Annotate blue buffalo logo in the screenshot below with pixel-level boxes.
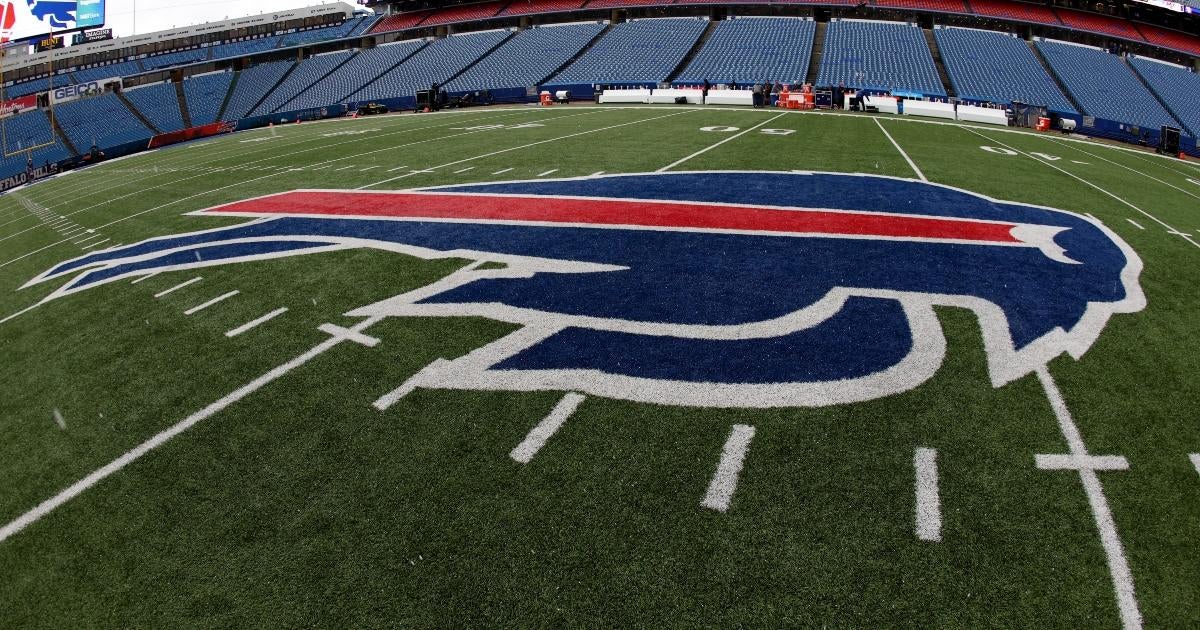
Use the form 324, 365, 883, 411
23, 172, 1144, 408
27, 0, 76, 29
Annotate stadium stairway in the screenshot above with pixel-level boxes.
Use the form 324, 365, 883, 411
216, 72, 240, 122
923, 28, 956, 98
1028, 40, 1084, 114
539, 23, 612, 84
115, 90, 163, 135
439, 30, 518, 87
49, 114, 79, 156
805, 20, 827, 86
311, 41, 430, 107
1124, 56, 1192, 136
175, 81, 193, 128
244, 63, 298, 118
666, 20, 720, 83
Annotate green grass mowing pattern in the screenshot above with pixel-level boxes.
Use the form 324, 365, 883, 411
0, 106, 1197, 626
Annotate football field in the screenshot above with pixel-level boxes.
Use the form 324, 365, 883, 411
0, 104, 1198, 627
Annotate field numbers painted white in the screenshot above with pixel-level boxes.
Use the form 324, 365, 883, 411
760, 128, 795, 135
1030, 152, 1061, 161
700, 126, 740, 133
980, 146, 1018, 155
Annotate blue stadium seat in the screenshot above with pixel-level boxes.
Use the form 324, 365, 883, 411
209, 37, 282, 63
222, 60, 295, 120
935, 27, 1075, 113
1036, 39, 1179, 131
351, 30, 511, 103
3, 76, 65, 99
283, 40, 426, 111
675, 17, 815, 85
1128, 55, 1199, 137
123, 82, 187, 133
141, 48, 209, 72
251, 50, 354, 116
0, 109, 70, 182
183, 72, 234, 126
278, 20, 358, 49
54, 93, 154, 151
73, 61, 143, 83
549, 18, 708, 84
444, 22, 605, 92
817, 20, 946, 96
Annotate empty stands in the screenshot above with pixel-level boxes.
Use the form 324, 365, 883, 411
549, 18, 708, 84
369, 11, 433, 34
351, 30, 511, 102
1055, 9, 1144, 42
969, 0, 1059, 25
123, 83, 187, 133
54, 93, 153, 151
1128, 56, 1200, 137
675, 17, 815, 85
183, 72, 234, 126
0, 110, 70, 181
935, 27, 1075, 112
4, 77, 59, 99
209, 38, 282, 62
1036, 39, 1179, 130
422, 1, 506, 27
222, 60, 295, 120
284, 40, 425, 111
817, 20, 946, 96
251, 51, 353, 116
278, 19, 363, 48
445, 22, 606, 92
873, 0, 967, 12
141, 48, 208, 72
1134, 23, 1200, 57
74, 61, 143, 83
499, 0, 586, 16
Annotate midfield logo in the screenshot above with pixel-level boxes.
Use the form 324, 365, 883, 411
24, 172, 1145, 408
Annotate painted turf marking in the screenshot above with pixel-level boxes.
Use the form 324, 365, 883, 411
701, 424, 756, 512
914, 447, 941, 542
964, 128, 1198, 252
387, 165, 408, 172
154, 276, 202, 298
359, 109, 685, 189
316, 323, 380, 347
1036, 368, 1141, 630
1048, 138, 1200, 202
82, 239, 110, 250
183, 290, 239, 315
875, 118, 927, 182
130, 271, 161, 284
537, 169, 558, 177
1126, 219, 1144, 230
454, 167, 475, 173
0, 314, 385, 545
509, 392, 586, 464
658, 112, 786, 172
1191, 454, 1200, 477
492, 168, 513, 175
225, 307, 288, 337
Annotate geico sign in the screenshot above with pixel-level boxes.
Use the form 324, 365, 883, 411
50, 79, 113, 104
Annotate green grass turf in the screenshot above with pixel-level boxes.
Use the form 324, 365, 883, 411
0, 105, 1197, 627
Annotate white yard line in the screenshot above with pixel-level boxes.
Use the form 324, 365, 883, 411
154, 276, 202, 298
0, 314, 384, 545
225, 307, 288, 337
700, 424, 756, 512
183, 290, 239, 315
360, 109, 688, 189
658, 112, 785, 172
1047, 138, 1200, 202
963, 127, 1199, 251
914, 447, 941, 542
82, 239, 110, 250
509, 392, 586, 464
130, 271, 161, 284
1036, 368, 1141, 630
875, 118, 927, 181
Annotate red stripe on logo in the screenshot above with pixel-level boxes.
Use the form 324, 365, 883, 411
206, 191, 1021, 244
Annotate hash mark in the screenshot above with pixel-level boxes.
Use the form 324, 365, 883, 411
701, 424, 755, 512
1126, 219, 1145, 230
225, 307, 288, 337
915, 447, 941, 542
154, 276, 202, 298
184, 290, 240, 315
537, 169, 558, 177
510, 393, 585, 464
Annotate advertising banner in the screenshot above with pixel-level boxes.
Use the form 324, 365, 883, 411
0, 0, 106, 44
0, 93, 37, 118
49, 77, 113, 104
146, 120, 236, 150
